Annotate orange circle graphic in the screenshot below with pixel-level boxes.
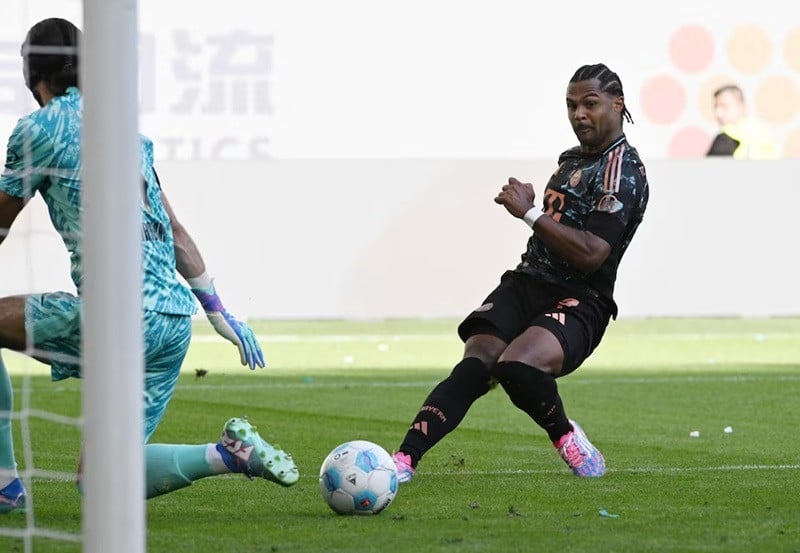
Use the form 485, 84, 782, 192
784, 27, 800, 72
669, 25, 715, 74
641, 75, 687, 124
727, 25, 773, 74
755, 76, 800, 124
669, 126, 713, 158
784, 126, 800, 157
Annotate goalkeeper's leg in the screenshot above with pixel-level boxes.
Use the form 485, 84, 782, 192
139, 313, 297, 498
0, 296, 28, 513
0, 352, 24, 513
145, 417, 298, 499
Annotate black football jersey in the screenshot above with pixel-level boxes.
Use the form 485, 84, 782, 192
516, 135, 649, 314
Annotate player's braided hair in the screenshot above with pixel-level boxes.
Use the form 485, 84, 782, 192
570, 63, 634, 124
21, 18, 81, 96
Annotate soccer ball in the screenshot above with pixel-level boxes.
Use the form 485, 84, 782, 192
319, 440, 399, 515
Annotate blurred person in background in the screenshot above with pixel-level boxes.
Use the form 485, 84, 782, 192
706, 84, 779, 159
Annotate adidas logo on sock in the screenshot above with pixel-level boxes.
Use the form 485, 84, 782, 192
410, 421, 428, 435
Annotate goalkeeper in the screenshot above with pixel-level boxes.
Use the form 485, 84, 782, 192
0, 18, 297, 514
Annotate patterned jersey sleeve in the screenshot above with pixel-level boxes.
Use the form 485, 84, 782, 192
0, 116, 55, 199
584, 151, 647, 248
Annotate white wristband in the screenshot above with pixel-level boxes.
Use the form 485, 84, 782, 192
187, 271, 213, 290
522, 207, 543, 228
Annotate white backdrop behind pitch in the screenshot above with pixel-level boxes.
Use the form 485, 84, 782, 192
2, 158, 798, 319
1, 0, 798, 161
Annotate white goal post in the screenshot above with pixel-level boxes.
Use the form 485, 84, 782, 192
81, 1, 145, 552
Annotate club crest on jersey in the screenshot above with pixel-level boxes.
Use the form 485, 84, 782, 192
568, 169, 582, 187
597, 194, 623, 213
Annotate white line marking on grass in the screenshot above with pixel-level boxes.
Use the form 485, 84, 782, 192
417, 464, 800, 477
624, 464, 800, 474
191, 332, 800, 344
258, 463, 800, 480
636, 333, 800, 341
28, 463, 800, 484
282, 463, 800, 480
192, 334, 456, 344
177, 373, 800, 391
179, 380, 438, 391
573, 374, 800, 385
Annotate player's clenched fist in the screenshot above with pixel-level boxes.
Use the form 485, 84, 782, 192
494, 177, 536, 219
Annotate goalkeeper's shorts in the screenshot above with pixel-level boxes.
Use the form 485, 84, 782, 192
25, 291, 191, 441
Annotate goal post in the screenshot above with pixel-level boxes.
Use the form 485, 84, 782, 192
81, 0, 145, 552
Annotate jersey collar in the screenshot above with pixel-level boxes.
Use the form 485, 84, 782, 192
601, 134, 627, 155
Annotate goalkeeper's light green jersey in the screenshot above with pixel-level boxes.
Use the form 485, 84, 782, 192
0, 87, 196, 316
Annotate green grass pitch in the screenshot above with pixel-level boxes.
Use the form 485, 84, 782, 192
1, 317, 799, 552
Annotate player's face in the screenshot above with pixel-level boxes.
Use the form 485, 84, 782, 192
714, 90, 745, 126
566, 79, 624, 154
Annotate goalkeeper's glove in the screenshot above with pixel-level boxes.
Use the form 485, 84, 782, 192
188, 272, 265, 369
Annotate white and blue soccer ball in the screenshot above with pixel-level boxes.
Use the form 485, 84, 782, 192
319, 440, 399, 515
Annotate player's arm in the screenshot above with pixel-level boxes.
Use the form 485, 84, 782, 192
526, 215, 610, 273
0, 192, 24, 247
495, 177, 611, 273
159, 188, 206, 278
0, 118, 51, 247
159, 186, 266, 369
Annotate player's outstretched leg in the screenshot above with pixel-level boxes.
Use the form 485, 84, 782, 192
142, 416, 299, 499
217, 417, 299, 487
553, 419, 606, 477
392, 357, 493, 484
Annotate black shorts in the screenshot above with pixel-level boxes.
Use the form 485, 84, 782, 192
457, 270, 612, 375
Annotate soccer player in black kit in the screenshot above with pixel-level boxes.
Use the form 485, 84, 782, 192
392, 63, 649, 482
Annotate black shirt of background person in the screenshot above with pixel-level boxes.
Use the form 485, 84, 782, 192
707, 133, 740, 156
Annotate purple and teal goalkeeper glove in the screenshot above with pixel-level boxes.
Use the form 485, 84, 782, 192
189, 276, 265, 369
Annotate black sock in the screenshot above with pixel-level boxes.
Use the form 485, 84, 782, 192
399, 357, 492, 467
493, 360, 572, 442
